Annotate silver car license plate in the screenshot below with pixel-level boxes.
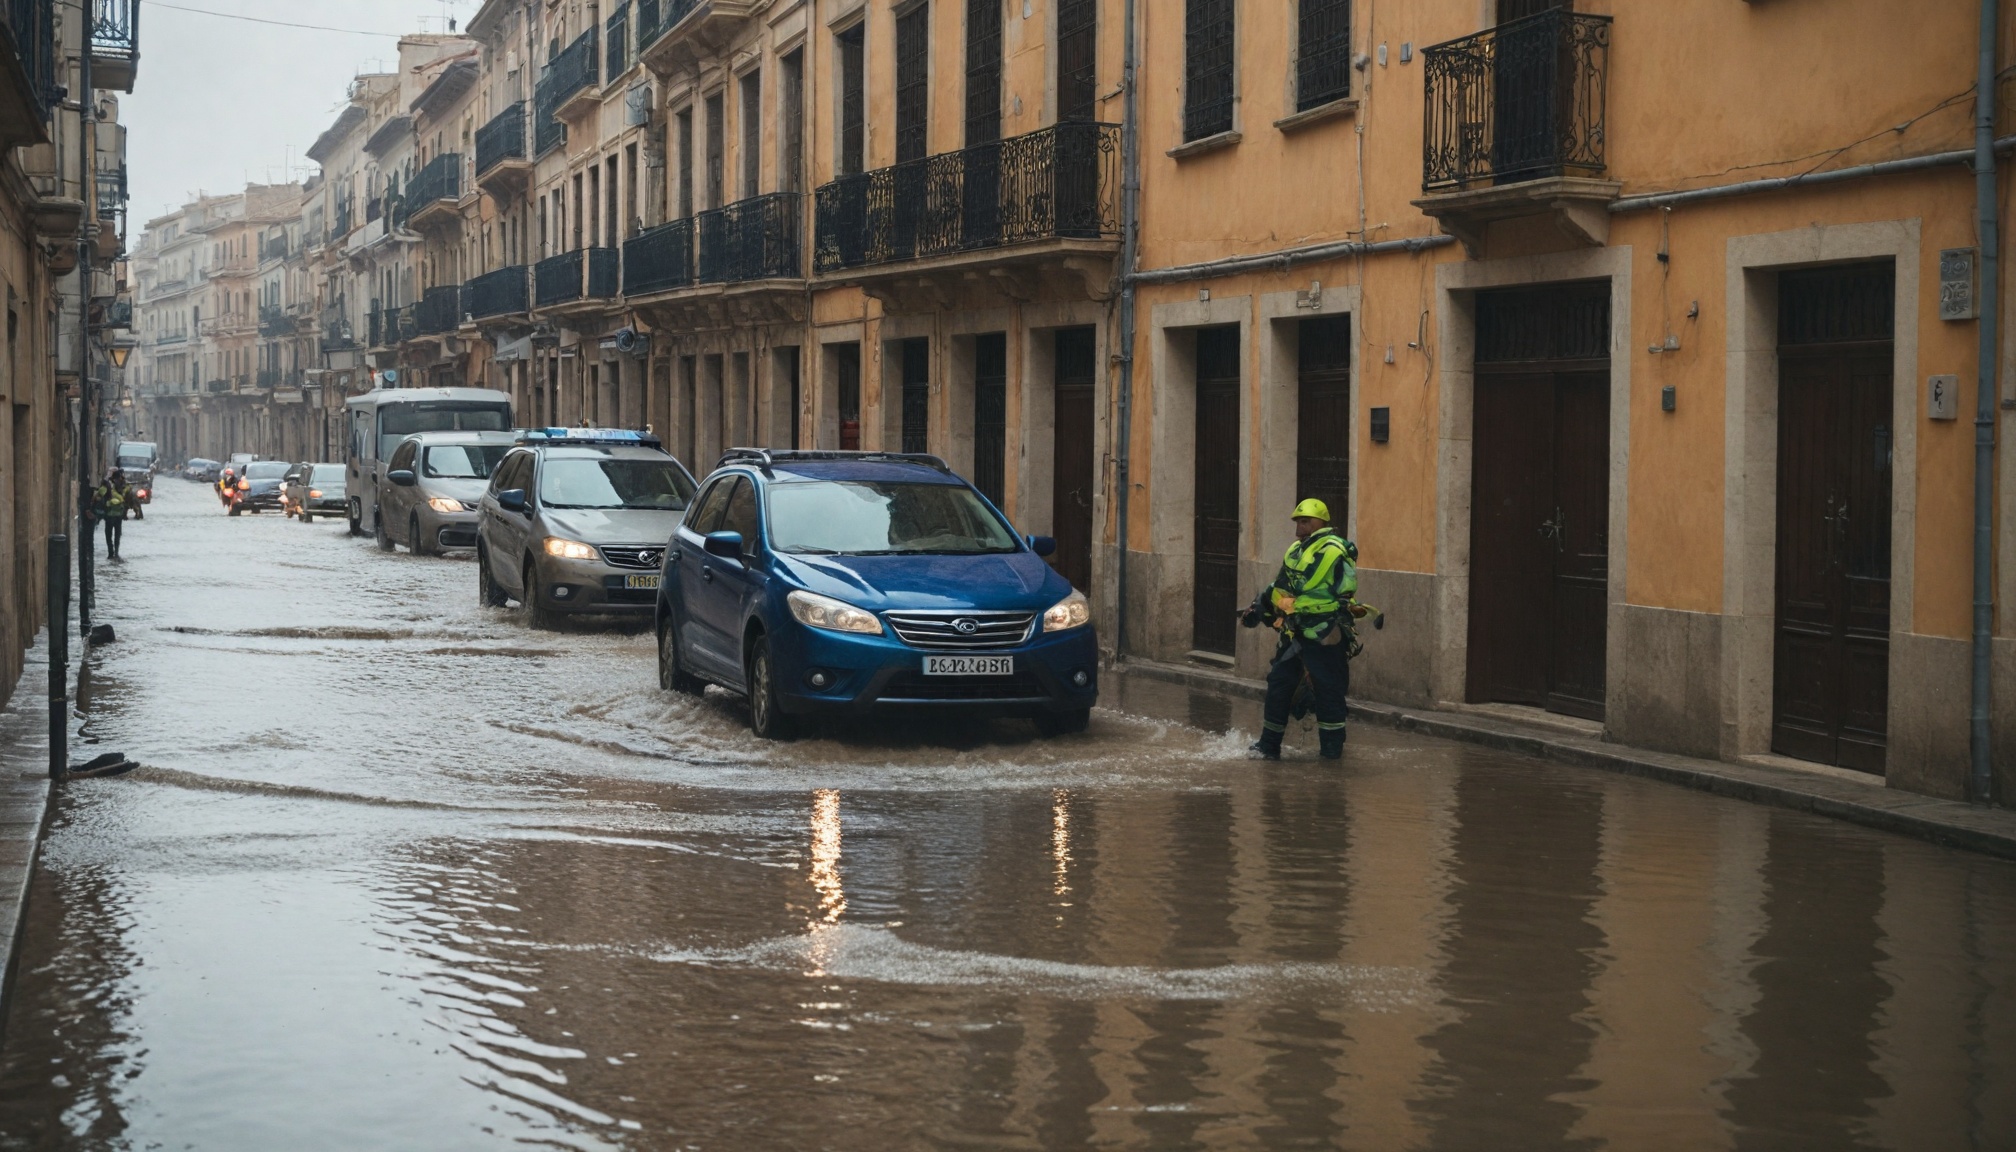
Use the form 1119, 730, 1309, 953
924, 655, 1014, 677
624, 574, 662, 590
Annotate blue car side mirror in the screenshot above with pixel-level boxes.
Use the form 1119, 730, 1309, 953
497, 488, 527, 513
1027, 535, 1057, 557
704, 530, 744, 561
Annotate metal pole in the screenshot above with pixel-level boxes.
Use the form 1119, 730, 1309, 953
46, 536, 67, 779
1112, 0, 1139, 661
74, 0, 94, 638
1971, 0, 2001, 805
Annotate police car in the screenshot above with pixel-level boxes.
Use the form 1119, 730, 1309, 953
475, 429, 701, 626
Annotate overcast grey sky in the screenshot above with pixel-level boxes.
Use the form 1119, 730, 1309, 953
124, 0, 484, 226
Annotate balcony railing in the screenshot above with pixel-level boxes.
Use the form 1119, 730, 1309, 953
698, 192, 801, 283
416, 284, 464, 334
370, 305, 418, 346
814, 122, 1120, 274
637, 0, 699, 51
258, 304, 292, 337
622, 218, 694, 296
89, 0, 139, 85
588, 247, 619, 299
534, 248, 620, 308
407, 152, 462, 215
205, 379, 229, 394
466, 265, 529, 319
606, 4, 628, 79
2, 0, 59, 127
1420, 8, 1611, 192
321, 312, 357, 350
476, 102, 526, 176
538, 27, 598, 113
256, 369, 282, 390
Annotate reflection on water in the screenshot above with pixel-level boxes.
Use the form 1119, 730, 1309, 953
0, 484, 2012, 1150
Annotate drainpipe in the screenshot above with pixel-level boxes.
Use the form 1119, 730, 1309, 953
1971, 0, 2000, 805
75, 0, 95, 639
1112, 0, 1140, 661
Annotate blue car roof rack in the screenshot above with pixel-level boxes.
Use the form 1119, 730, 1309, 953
517, 427, 664, 449
714, 447, 953, 475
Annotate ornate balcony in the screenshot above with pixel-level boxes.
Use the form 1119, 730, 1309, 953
697, 192, 801, 284
476, 102, 531, 196
534, 248, 619, 310
467, 265, 529, 320
415, 285, 464, 335
406, 153, 463, 230
90, 0, 139, 93
622, 219, 694, 298
0, 0, 57, 146
638, 0, 763, 74
539, 27, 599, 123
813, 122, 1120, 301
258, 304, 293, 337
1414, 8, 1618, 255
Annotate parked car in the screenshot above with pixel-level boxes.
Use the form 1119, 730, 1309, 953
279, 461, 308, 517
653, 450, 1097, 740
288, 463, 347, 524
183, 458, 221, 483
378, 430, 518, 555
227, 461, 290, 515
476, 429, 698, 625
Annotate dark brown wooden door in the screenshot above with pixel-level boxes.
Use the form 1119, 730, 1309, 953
1193, 326, 1242, 655
1468, 369, 1609, 719
1774, 349, 1892, 772
1050, 327, 1096, 592
1296, 315, 1351, 528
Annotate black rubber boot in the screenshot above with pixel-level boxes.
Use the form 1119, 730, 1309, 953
1249, 733, 1283, 761
1318, 727, 1346, 760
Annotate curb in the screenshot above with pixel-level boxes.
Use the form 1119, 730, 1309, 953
0, 633, 59, 1046
1114, 657, 2016, 861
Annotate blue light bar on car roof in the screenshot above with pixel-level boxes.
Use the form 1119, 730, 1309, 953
517, 427, 663, 448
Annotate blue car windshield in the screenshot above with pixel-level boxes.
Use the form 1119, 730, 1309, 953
767, 481, 1020, 555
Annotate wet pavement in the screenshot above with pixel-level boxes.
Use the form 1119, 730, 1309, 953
1, 481, 2013, 1151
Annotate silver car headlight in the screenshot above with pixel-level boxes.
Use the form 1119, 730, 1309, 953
787, 590, 883, 635
1043, 590, 1090, 632
543, 537, 597, 561
427, 497, 467, 514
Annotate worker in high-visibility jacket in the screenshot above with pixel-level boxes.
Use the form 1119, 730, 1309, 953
1242, 498, 1357, 760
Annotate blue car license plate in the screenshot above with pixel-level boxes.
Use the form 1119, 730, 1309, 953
924, 655, 1014, 676
624, 574, 661, 590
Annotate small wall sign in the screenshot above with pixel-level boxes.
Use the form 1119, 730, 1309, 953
1928, 374, 1959, 420
1940, 248, 1978, 321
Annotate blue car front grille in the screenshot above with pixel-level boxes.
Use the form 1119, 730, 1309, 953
884, 610, 1036, 650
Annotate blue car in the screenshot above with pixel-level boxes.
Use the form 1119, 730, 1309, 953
654, 450, 1098, 739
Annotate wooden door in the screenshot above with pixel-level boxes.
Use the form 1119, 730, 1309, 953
1774, 349, 1892, 772
1546, 371, 1610, 718
1051, 327, 1097, 592
1296, 315, 1351, 529
1192, 326, 1242, 655
972, 333, 1007, 506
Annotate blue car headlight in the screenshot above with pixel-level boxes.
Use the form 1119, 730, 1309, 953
787, 590, 884, 636
1043, 590, 1091, 632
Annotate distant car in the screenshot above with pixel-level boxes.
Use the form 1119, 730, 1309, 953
288, 463, 346, 523
476, 429, 698, 626
183, 458, 221, 483
228, 461, 290, 515
115, 441, 158, 504
377, 430, 518, 556
279, 461, 308, 517
654, 450, 1097, 740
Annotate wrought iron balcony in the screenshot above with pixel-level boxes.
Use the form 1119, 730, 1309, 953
321, 312, 357, 350
416, 285, 464, 335
535, 248, 620, 308
537, 27, 598, 120
406, 153, 462, 227
813, 122, 1120, 275
638, 0, 761, 71
587, 247, 619, 299
622, 218, 695, 297
258, 304, 292, 337
89, 0, 139, 92
205, 378, 229, 394
1421, 9, 1611, 192
467, 265, 530, 319
256, 369, 282, 390
369, 305, 418, 347
0, 0, 58, 141
476, 102, 527, 180
697, 192, 801, 283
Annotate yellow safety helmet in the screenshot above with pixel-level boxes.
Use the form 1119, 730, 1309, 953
1291, 498, 1331, 523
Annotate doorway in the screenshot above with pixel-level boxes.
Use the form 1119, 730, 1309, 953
835, 343, 861, 450
1050, 327, 1096, 592
1192, 325, 1242, 656
972, 333, 1006, 506
1466, 282, 1610, 720
1773, 263, 1894, 773
899, 337, 929, 453
1296, 315, 1350, 528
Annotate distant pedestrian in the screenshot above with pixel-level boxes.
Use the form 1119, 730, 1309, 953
90, 468, 132, 559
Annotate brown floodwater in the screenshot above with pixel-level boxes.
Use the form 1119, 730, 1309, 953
0, 482, 2010, 1151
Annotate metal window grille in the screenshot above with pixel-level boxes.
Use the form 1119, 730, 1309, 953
1779, 264, 1896, 347
895, 4, 931, 163
1183, 0, 1235, 141
1296, 0, 1351, 112
965, 0, 1001, 147
1474, 281, 1611, 364
1056, 0, 1098, 122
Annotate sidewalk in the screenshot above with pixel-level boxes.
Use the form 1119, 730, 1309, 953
1114, 657, 2016, 861
0, 633, 56, 1035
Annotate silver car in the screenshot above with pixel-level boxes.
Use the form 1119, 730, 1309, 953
379, 431, 519, 555
475, 431, 698, 626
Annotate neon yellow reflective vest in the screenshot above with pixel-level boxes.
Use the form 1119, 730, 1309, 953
1269, 528, 1357, 638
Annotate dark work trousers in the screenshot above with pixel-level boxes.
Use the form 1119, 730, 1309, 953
1260, 637, 1351, 741
101, 514, 122, 557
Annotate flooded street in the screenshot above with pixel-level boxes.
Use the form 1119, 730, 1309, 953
0, 481, 2009, 1151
